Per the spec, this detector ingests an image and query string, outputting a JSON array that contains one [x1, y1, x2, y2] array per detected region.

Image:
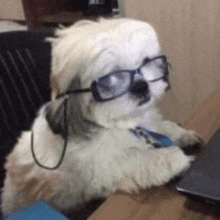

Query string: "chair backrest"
[[0, 30, 53, 157]]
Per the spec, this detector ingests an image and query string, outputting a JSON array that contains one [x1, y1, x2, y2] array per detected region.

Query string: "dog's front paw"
[[168, 147, 195, 174], [177, 129, 204, 155]]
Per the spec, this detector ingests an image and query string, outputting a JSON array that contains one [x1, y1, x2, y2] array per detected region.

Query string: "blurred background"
[[0, 0, 220, 125]]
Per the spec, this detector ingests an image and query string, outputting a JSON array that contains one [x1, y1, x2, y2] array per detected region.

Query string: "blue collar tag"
[[131, 127, 174, 148]]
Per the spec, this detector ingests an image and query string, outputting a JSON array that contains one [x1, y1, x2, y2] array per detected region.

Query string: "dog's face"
[[46, 18, 170, 136]]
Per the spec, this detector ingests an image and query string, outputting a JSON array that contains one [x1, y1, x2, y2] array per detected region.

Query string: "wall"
[[0, 0, 25, 20], [1, 0, 219, 124], [118, 0, 220, 124]]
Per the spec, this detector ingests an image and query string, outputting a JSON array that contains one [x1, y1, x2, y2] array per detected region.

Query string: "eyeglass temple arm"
[[56, 88, 92, 99]]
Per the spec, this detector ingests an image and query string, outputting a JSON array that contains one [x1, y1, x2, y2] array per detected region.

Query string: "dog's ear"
[[45, 74, 101, 139], [44, 97, 67, 137], [45, 95, 99, 139]]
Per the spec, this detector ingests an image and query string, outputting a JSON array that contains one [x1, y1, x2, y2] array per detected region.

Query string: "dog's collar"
[[130, 127, 174, 148]]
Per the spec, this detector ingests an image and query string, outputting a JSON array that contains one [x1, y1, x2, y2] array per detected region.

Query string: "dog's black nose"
[[129, 80, 149, 97], [129, 80, 151, 105]]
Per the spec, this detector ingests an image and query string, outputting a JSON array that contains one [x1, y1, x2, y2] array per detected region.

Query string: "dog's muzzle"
[[129, 80, 151, 105]]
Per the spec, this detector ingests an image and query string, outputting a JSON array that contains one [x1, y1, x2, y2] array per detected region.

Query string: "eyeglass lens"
[[96, 57, 168, 100], [96, 71, 131, 99]]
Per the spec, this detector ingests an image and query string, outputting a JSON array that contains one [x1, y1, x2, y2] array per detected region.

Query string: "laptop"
[[175, 128, 220, 204]]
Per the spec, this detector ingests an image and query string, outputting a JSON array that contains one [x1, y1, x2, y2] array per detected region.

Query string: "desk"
[[88, 87, 220, 220]]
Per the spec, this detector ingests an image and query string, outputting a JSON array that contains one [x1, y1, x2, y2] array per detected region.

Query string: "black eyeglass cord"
[[31, 97, 69, 170], [56, 88, 91, 99]]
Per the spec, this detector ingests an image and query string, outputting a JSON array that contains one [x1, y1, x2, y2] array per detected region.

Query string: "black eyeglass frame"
[[56, 55, 170, 102]]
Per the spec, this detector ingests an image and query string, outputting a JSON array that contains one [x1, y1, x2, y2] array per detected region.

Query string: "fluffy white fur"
[[1, 18, 202, 216]]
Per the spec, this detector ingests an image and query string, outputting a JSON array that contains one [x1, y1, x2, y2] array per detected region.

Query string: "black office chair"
[[0, 30, 53, 188], [0, 30, 102, 220]]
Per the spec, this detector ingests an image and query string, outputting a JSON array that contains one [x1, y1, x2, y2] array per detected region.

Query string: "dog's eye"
[[99, 72, 129, 88], [143, 57, 167, 70], [96, 71, 131, 98], [99, 75, 116, 89]]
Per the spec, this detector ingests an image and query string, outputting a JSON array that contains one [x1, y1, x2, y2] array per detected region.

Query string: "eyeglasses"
[[56, 55, 170, 102]]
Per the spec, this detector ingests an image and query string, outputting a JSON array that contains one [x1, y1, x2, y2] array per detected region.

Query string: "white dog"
[[1, 18, 202, 216]]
